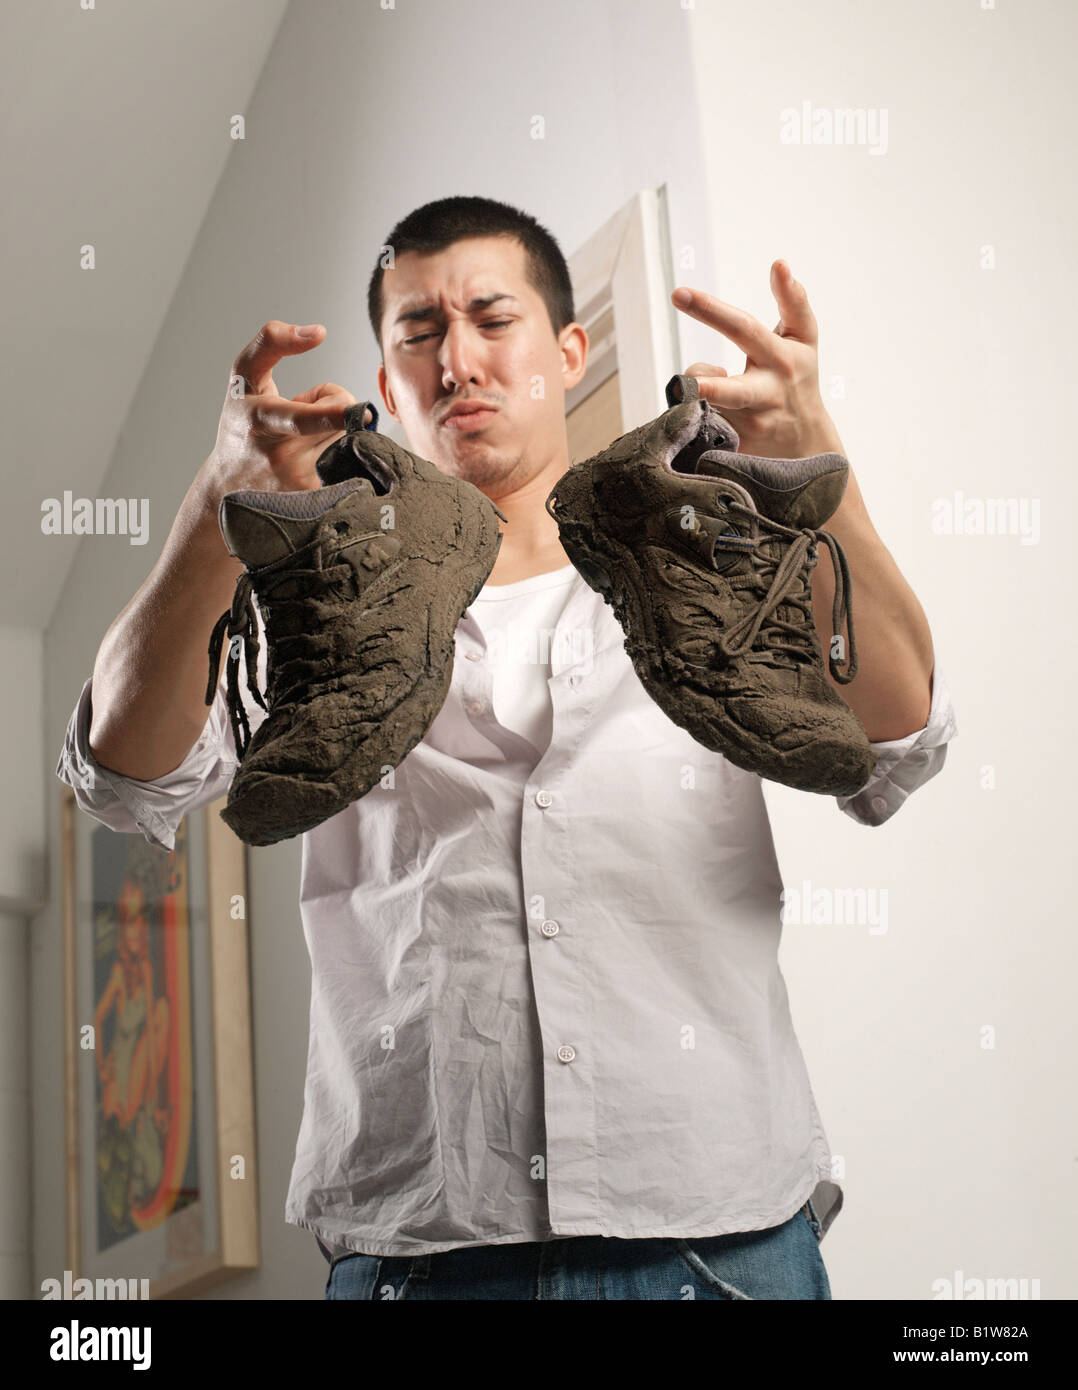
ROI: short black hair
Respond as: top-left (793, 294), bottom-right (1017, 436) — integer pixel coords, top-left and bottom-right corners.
top-left (368, 195), bottom-right (575, 356)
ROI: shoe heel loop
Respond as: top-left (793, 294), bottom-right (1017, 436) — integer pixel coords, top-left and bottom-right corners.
top-left (665, 373), bottom-right (700, 407)
top-left (344, 401), bottom-right (379, 434)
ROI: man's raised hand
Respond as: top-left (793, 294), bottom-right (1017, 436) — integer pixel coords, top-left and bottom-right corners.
top-left (207, 321), bottom-right (370, 499)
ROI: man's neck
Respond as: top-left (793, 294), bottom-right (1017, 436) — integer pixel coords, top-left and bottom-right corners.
top-left (482, 458), bottom-right (573, 585)
top-left (485, 545), bottom-right (575, 586)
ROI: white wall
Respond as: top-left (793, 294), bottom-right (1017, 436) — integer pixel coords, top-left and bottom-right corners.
top-left (687, 0), bottom-right (1076, 1298)
top-left (1, 0), bottom-right (289, 630)
top-left (36, 0), bottom-right (715, 1300)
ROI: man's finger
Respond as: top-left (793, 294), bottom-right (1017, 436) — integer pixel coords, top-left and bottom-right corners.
top-left (770, 260), bottom-right (818, 345)
top-left (231, 321), bottom-right (326, 397)
top-left (290, 384), bottom-right (371, 430)
top-left (683, 361), bottom-right (730, 381)
top-left (248, 396), bottom-right (355, 438)
top-left (291, 381), bottom-right (359, 408)
top-left (671, 287), bottom-right (784, 368)
top-left (685, 368), bottom-right (768, 413)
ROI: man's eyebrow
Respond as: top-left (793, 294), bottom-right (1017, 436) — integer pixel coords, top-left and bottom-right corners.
top-left (393, 293), bottom-right (520, 328)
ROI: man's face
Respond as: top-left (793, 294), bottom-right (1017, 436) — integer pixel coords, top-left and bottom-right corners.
top-left (376, 236), bottom-right (586, 498)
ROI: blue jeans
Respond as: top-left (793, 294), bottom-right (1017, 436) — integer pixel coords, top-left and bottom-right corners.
top-left (323, 1200), bottom-right (830, 1300)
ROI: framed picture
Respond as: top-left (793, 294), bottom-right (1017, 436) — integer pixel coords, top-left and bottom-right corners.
top-left (60, 788), bottom-right (259, 1298)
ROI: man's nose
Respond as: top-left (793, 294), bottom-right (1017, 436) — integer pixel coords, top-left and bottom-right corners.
top-left (439, 321), bottom-right (485, 390)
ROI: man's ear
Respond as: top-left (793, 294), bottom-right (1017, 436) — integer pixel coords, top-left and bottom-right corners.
top-left (560, 321), bottom-right (589, 393)
top-left (376, 362), bottom-right (398, 421)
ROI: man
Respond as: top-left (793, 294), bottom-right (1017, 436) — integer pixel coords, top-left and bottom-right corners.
top-left (57, 195), bottom-right (956, 1300)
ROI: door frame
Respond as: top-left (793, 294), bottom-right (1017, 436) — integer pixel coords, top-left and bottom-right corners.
top-left (566, 185), bottom-right (681, 432)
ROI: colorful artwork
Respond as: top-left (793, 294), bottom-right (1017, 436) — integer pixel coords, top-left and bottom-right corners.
top-left (91, 822), bottom-right (199, 1249)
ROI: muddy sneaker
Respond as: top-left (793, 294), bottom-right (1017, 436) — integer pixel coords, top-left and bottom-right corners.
top-left (545, 374), bottom-right (876, 796)
top-left (206, 401), bottom-right (506, 845)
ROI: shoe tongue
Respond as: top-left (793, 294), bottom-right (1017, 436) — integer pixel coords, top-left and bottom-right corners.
top-left (693, 449), bottom-right (847, 529)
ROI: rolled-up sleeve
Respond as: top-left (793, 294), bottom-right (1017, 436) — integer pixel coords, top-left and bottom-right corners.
top-left (836, 663), bottom-right (957, 827)
top-left (55, 672), bottom-right (241, 852)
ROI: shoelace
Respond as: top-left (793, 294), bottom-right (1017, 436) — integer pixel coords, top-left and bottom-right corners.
top-left (205, 530), bottom-right (354, 760)
top-left (712, 503), bottom-right (859, 684)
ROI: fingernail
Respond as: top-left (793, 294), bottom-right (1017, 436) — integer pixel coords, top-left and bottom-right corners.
top-left (672, 289), bottom-right (691, 307)
top-left (296, 324), bottom-right (320, 338)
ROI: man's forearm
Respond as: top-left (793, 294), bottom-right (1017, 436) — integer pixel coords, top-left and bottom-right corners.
top-left (809, 463), bottom-right (934, 742)
top-left (88, 470), bottom-right (244, 781)
top-left (780, 408), bottom-right (934, 743)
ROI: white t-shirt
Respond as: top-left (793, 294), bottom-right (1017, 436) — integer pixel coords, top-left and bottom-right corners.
top-left (469, 562), bottom-right (579, 755)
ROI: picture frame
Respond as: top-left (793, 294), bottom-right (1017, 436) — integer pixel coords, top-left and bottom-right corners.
top-left (60, 787), bottom-right (259, 1298)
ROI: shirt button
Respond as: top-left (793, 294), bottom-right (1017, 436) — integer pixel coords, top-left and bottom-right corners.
top-left (871, 795), bottom-right (888, 815)
top-left (464, 651), bottom-right (482, 662)
top-left (568, 674), bottom-right (581, 686)
top-left (557, 1045), bottom-right (576, 1063)
top-left (540, 919), bottom-right (560, 937)
top-left (535, 789), bottom-right (552, 807)
top-left (465, 699), bottom-right (484, 716)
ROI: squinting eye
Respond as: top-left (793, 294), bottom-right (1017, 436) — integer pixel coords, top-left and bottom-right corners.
top-left (404, 320), bottom-right (511, 346)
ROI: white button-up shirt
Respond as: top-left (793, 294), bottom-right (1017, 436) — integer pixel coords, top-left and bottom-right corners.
top-left (56, 565), bottom-right (957, 1259)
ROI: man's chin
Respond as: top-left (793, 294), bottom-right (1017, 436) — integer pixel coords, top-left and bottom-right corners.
top-left (444, 450), bottom-right (522, 492)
